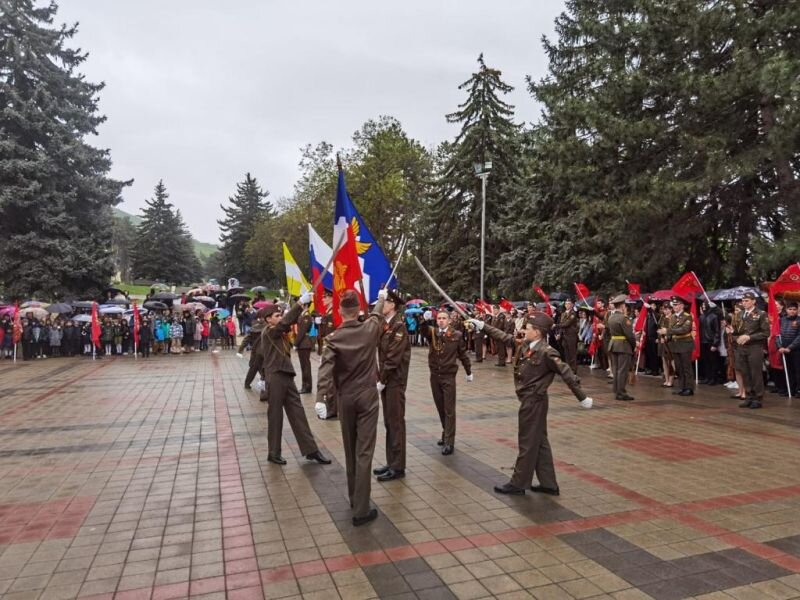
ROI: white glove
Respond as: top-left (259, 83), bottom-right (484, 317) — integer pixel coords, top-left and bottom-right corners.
top-left (377, 288), bottom-right (388, 301)
top-left (377, 382), bottom-right (386, 393)
top-left (299, 292), bottom-right (313, 305)
top-left (580, 397), bottom-right (593, 409)
top-left (466, 373), bottom-right (474, 382)
top-left (423, 310), bottom-right (433, 321)
top-left (468, 318), bottom-right (484, 331)
top-left (236, 352), bottom-right (243, 358)
top-left (314, 402), bottom-right (327, 420)
top-left (314, 317), bottom-right (322, 325)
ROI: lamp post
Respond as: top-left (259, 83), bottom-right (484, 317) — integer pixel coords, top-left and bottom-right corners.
top-left (473, 161), bottom-right (492, 302)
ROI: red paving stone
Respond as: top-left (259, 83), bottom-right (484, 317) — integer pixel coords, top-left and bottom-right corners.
top-left (0, 349), bottom-right (798, 600)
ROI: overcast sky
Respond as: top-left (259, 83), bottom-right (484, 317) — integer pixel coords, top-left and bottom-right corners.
top-left (58, 1), bottom-right (566, 243)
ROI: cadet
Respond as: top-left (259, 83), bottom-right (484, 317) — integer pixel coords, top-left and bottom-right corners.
top-left (422, 309), bottom-right (472, 455)
top-left (294, 305), bottom-right (315, 393)
top-left (237, 316), bottom-right (264, 389)
top-left (374, 289), bottom-right (411, 482)
top-left (559, 298), bottom-right (579, 374)
top-left (260, 296), bottom-right (331, 466)
top-left (317, 289), bottom-right (387, 526)
top-left (607, 295), bottom-right (636, 401)
top-left (727, 290), bottom-right (770, 408)
top-left (658, 295), bottom-right (695, 396)
top-left (469, 313), bottom-right (592, 495)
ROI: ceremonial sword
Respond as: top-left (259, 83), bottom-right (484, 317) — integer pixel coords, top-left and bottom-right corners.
top-left (412, 255), bottom-right (470, 320)
top-left (384, 234), bottom-right (407, 288)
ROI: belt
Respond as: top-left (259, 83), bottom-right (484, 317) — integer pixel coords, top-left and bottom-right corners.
top-left (611, 335), bottom-right (627, 340)
top-left (673, 334), bottom-right (692, 340)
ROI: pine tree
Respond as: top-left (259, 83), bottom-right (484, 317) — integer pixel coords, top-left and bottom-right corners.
top-left (132, 181), bottom-right (199, 284)
top-left (429, 55), bottom-right (522, 298)
top-left (0, 0), bottom-right (128, 299)
top-left (111, 215), bottom-right (137, 282)
top-left (218, 173), bottom-right (274, 283)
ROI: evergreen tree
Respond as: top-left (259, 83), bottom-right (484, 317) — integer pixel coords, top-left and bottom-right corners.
top-left (429, 54), bottom-right (522, 298)
top-left (111, 215), bottom-right (137, 282)
top-left (218, 173), bottom-right (273, 283)
top-left (132, 181), bottom-right (200, 284)
top-left (0, 0), bottom-right (128, 299)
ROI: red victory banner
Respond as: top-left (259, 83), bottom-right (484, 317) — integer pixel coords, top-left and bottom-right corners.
top-left (671, 272), bottom-right (705, 361)
top-left (332, 225), bottom-right (366, 327)
top-left (627, 282), bottom-right (641, 300)
top-left (768, 263), bottom-right (800, 370)
top-left (532, 285), bottom-right (553, 316)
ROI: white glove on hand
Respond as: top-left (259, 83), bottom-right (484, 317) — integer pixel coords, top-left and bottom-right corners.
top-left (468, 318), bottom-right (484, 331)
top-left (377, 382), bottom-right (386, 393)
top-left (377, 288), bottom-right (388, 301)
top-left (314, 401), bottom-right (327, 420)
top-left (423, 310), bottom-right (433, 321)
top-left (299, 292), bottom-right (313, 305)
top-left (466, 373), bottom-right (474, 382)
top-left (236, 352), bottom-right (243, 358)
top-left (580, 397), bottom-right (593, 409)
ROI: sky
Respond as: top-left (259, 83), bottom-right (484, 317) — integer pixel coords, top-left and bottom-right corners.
top-left (58, 1), bottom-right (567, 244)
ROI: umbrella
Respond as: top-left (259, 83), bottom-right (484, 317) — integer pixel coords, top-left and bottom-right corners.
top-left (207, 308), bottom-right (230, 319)
top-left (123, 308), bottom-right (149, 317)
top-left (21, 307), bottom-right (48, 319)
top-left (150, 291), bottom-right (178, 301)
top-left (407, 298), bottom-right (427, 305)
top-left (71, 300), bottom-right (95, 310)
top-left (150, 283), bottom-right (169, 291)
top-left (549, 292), bottom-right (570, 301)
top-left (102, 297), bottom-right (130, 306)
top-left (404, 307), bottom-right (424, 315)
top-left (193, 296), bottom-right (217, 307)
top-left (143, 300), bottom-right (169, 311)
top-left (228, 293), bottom-right (250, 303)
top-left (72, 314), bottom-right (92, 323)
top-left (0, 306), bottom-right (15, 317)
top-left (228, 287), bottom-right (244, 295)
top-left (185, 287), bottom-right (204, 296)
top-left (253, 300), bottom-right (272, 309)
top-left (103, 287), bottom-right (124, 297)
top-left (250, 286), bottom-right (269, 293)
top-left (99, 305), bottom-right (125, 315)
top-left (709, 286), bottom-right (762, 302)
top-left (46, 303), bottom-right (73, 314)
top-left (173, 302), bottom-right (207, 313)
top-left (21, 300), bottom-right (48, 309)
top-left (647, 290), bottom-right (674, 301)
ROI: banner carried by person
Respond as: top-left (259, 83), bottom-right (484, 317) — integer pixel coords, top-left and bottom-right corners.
top-left (333, 166), bottom-right (395, 303)
top-left (91, 302), bottom-right (102, 351)
top-left (132, 302), bottom-right (141, 349)
top-left (627, 282), bottom-right (641, 300)
top-left (332, 224), bottom-right (366, 327)
top-left (283, 242), bottom-right (311, 298)
top-left (308, 223), bottom-right (334, 316)
top-left (671, 272), bottom-right (704, 361)
top-left (768, 262), bottom-right (800, 369)
top-left (532, 285), bottom-right (553, 316)
top-left (574, 283), bottom-right (591, 308)
top-left (12, 304), bottom-right (22, 345)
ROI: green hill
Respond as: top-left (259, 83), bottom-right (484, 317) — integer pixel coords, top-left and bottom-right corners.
top-left (113, 207), bottom-right (218, 259)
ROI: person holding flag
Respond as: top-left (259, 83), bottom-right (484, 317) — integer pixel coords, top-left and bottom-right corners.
top-left (12, 304), bottom-right (23, 362)
top-left (558, 298), bottom-right (579, 374)
top-left (607, 295), bottom-right (636, 401)
top-left (658, 295), bottom-right (695, 396)
top-left (726, 290), bottom-right (770, 408)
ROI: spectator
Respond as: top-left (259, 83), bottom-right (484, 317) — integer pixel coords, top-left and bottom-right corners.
top-left (48, 322), bottom-right (62, 357)
top-left (778, 301), bottom-right (800, 397)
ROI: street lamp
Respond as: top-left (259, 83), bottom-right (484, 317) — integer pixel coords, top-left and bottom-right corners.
top-left (473, 161), bottom-right (492, 302)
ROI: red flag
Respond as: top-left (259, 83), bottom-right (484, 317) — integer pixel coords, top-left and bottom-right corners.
top-left (588, 316), bottom-right (599, 357)
top-left (91, 302), bottom-right (102, 349)
top-left (627, 283), bottom-right (641, 300)
top-left (532, 285), bottom-right (553, 317)
top-left (574, 283), bottom-right (591, 304)
top-left (476, 299), bottom-right (495, 316)
top-left (499, 298), bottom-right (514, 313)
top-left (12, 304), bottom-right (22, 344)
top-left (768, 263), bottom-right (800, 369)
top-left (332, 225), bottom-right (366, 327)
top-left (132, 302), bottom-right (141, 347)
top-left (671, 272), bottom-right (703, 361)
top-left (633, 305), bottom-right (649, 350)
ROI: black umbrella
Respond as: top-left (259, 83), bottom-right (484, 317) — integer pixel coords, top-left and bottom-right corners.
top-left (549, 292), bottom-right (570, 301)
top-left (150, 283), bottom-right (169, 291)
top-left (228, 293), bottom-right (251, 302)
top-left (104, 287), bottom-right (124, 297)
top-left (193, 295), bottom-right (217, 307)
top-left (71, 300), bottom-right (95, 310)
top-left (143, 300), bottom-right (169, 311)
top-left (150, 292), bottom-right (179, 301)
top-left (46, 303), bottom-right (73, 314)
top-left (250, 286), bottom-right (269, 293)
top-left (102, 297), bottom-right (131, 306)
top-left (228, 287), bottom-right (245, 295)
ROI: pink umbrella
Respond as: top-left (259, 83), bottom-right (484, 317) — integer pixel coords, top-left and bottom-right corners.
top-left (647, 289), bottom-right (674, 301)
top-left (253, 301), bottom-right (272, 309)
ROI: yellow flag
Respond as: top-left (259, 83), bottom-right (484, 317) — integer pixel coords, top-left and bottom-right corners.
top-left (283, 242), bottom-right (310, 298)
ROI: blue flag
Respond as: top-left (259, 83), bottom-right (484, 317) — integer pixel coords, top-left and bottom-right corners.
top-left (333, 170), bottom-right (396, 302)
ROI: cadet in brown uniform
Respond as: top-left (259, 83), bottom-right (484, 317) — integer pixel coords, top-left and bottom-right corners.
top-left (374, 290), bottom-right (411, 482)
top-left (294, 307), bottom-right (315, 393)
top-left (607, 295), bottom-right (636, 401)
top-left (559, 299), bottom-right (579, 374)
top-left (422, 309), bottom-right (472, 455)
top-left (494, 310), bottom-right (507, 366)
top-left (317, 289), bottom-right (386, 526)
top-left (470, 313), bottom-right (593, 495)
top-left (658, 296), bottom-right (695, 396)
top-left (727, 291), bottom-right (770, 409)
top-left (260, 296), bottom-right (331, 466)
top-left (237, 318), bottom-right (264, 389)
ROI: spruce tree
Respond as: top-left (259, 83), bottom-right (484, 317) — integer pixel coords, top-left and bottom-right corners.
top-left (0, 0), bottom-right (127, 299)
top-left (111, 215), bottom-right (137, 282)
top-left (429, 55), bottom-right (522, 298)
top-left (218, 173), bottom-right (273, 283)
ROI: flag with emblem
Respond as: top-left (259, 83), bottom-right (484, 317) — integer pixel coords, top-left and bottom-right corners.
top-left (574, 283), bottom-right (591, 307)
top-left (332, 224), bottom-right (366, 327)
top-left (333, 165), bottom-right (395, 303)
top-left (671, 272), bottom-right (704, 361)
top-left (499, 298), bottom-right (515, 313)
top-left (627, 282), bottom-right (641, 300)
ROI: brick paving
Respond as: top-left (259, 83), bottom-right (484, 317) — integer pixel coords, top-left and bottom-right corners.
top-left (0, 349), bottom-right (798, 599)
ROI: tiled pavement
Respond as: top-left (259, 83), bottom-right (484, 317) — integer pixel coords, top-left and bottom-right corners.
top-left (0, 349), bottom-right (798, 600)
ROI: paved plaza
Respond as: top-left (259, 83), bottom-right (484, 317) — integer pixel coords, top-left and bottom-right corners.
top-left (0, 349), bottom-right (798, 600)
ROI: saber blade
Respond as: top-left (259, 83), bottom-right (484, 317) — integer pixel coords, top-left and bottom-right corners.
top-left (412, 255), bottom-right (469, 319)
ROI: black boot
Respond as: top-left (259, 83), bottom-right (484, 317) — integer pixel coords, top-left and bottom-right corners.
top-left (494, 482), bottom-right (525, 495)
top-left (306, 451), bottom-right (331, 465)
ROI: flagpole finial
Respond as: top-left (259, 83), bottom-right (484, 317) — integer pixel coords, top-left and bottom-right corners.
top-left (336, 153), bottom-right (343, 172)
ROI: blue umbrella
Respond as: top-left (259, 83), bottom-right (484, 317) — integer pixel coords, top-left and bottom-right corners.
top-left (405, 307), bottom-right (423, 315)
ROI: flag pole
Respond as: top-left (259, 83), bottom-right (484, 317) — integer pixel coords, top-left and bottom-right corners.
top-left (574, 284), bottom-right (591, 309)
top-left (783, 353), bottom-right (792, 398)
top-left (13, 342), bottom-right (16, 364)
top-left (690, 271), bottom-right (714, 305)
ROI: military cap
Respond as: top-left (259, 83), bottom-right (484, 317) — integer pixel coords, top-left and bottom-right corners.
top-left (385, 289), bottom-right (406, 306)
top-left (610, 294), bottom-right (628, 305)
top-left (323, 287), bottom-right (333, 297)
top-left (340, 289), bottom-right (361, 309)
top-left (671, 295), bottom-right (688, 305)
top-left (256, 303), bottom-right (280, 318)
top-left (742, 291), bottom-right (758, 300)
top-left (526, 312), bottom-right (554, 333)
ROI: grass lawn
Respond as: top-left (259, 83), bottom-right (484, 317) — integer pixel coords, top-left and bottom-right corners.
top-left (116, 283), bottom-right (283, 299)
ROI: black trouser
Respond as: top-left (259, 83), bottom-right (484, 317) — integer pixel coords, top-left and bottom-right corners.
top-left (297, 348), bottom-right (312, 392)
top-left (786, 350), bottom-right (800, 394)
top-left (700, 343), bottom-right (720, 382)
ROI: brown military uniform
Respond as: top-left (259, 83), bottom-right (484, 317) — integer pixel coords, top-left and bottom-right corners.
top-left (239, 321), bottom-right (264, 388)
top-left (484, 324), bottom-right (586, 490)
top-left (732, 308), bottom-right (769, 402)
top-left (317, 300), bottom-right (384, 519)
top-left (666, 310), bottom-right (695, 392)
top-left (559, 310), bottom-right (579, 373)
top-left (378, 311), bottom-right (411, 471)
top-left (423, 324), bottom-right (471, 446)
top-left (494, 313), bottom-right (507, 366)
top-left (318, 310), bottom-right (338, 417)
top-left (607, 311), bottom-right (635, 397)
top-left (294, 309), bottom-right (315, 393)
top-left (260, 303), bottom-right (319, 458)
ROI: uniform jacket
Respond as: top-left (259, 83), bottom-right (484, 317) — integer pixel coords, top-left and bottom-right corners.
top-left (483, 324), bottom-right (585, 401)
top-left (778, 314), bottom-right (800, 350)
top-left (295, 310), bottom-right (315, 350)
top-left (261, 302), bottom-right (303, 380)
top-left (423, 324), bottom-right (471, 377)
top-left (317, 300), bottom-right (384, 401)
top-left (378, 311), bottom-right (411, 386)
top-left (732, 307), bottom-right (769, 346)
top-left (559, 310), bottom-right (579, 339)
top-left (666, 311), bottom-right (694, 353)
top-left (607, 311), bottom-right (635, 354)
